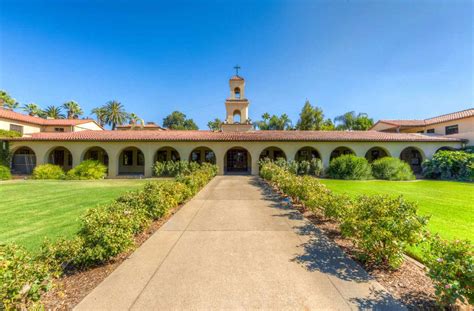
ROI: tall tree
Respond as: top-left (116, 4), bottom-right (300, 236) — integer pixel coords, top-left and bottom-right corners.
top-left (22, 103), bottom-right (42, 116)
top-left (128, 113), bottom-right (144, 128)
top-left (334, 111), bottom-right (374, 131)
top-left (62, 101), bottom-right (83, 119)
top-left (295, 100), bottom-right (325, 130)
top-left (256, 113), bottom-right (292, 130)
top-left (44, 105), bottom-right (65, 119)
top-left (163, 111), bottom-right (199, 130)
top-left (91, 107), bottom-right (107, 127)
top-left (0, 90), bottom-right (18, 110)
top-left (207, 118), bottom-right (223, 131)
top-left (103, 100), bottom-right (129, 130)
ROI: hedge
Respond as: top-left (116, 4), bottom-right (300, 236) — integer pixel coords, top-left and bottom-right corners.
top-left (66, 160), bottom-right (107, 180)
top-left (1, 163), bottom-right (217, 309)
top-left (326, 154), bottom-right (372, 180)
top-left (371, 157), bottom-right (415, 180)
top-left (0, 165), bottom-right (11, 180)
top-left (32, 164), bottom-right (65, 180)
top-left (422, 150), bottom-right (473, 181)
top-left (259, 161), bottom-right (472, 306)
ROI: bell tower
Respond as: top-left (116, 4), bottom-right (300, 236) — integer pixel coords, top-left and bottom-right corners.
top-left (221, 66), bottom-right (253, 132)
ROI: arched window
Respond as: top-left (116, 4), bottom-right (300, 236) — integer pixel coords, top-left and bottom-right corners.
top-left (234, 87), bottom-right (241, 99)
top-left (233, 110), bottom-right (241, 124)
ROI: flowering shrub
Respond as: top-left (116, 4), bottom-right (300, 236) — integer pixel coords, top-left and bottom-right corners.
top-left (0, 165), bottom-right (11, 180)
top-left (326, 155), bottom-right (372, 180)
top-left (66, 160), bottom-right (107, 180)
top-left (32, 164), bottom-right (65, 180)
top-left (425, 236), bottom-right (474, 306)
top-left (340, 195), bottom-right (428, 268)
top-left (371, 157), bottom-right (415, 180)
top-left (153, 160), bottom-right (201, 177)
top-left (422, 150), bottom-right (474, 181)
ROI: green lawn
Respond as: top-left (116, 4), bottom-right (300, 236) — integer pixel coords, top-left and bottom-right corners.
top-left (0, 179), bottom-right (148, 251)
top-left (319, 179), bottom-right (474, 260)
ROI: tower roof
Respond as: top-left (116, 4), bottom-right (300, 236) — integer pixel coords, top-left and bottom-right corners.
top-left (230, 75), bottom-right (244, 81)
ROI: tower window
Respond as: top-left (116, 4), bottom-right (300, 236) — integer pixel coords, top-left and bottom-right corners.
top-left (233, 110), bottom-right (241, 124)
top-left (234, 87), bottom-right (241, 99)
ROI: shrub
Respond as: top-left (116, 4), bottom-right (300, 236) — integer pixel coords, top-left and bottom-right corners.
top-left (153, 160), bottom-right (201, 177)
top-left (326, 155), bottom-right (372, 180)
top-left (371, 157), bottom-right (415, 180)
top-left (32, 164), bottom-right (65, 180)
top-left (0, 129), bottom-right (21, 138)
top-left (0, 244), bottom-right (51, 310)
top-left (66, 160), bottom-right (107, 180)
top-left (0, 165), bottom-right (11, 180)
top-left (422, 150), bottom-right (474, 181)
top-left (309, 158), bottom-right (323, 176)
top-left (340, 195), bottom-right (428, 268)
top-left (425, 236), bottom-right (474, 306)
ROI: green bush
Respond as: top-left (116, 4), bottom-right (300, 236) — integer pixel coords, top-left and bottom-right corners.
top-left (153, 160), bottom-right (201, 177)
top-left (371, 157), bottom-right (415, 180)
top-left (340, 195), bottom-right (428, 268)
top-left (425, 236), bottom-right (474, 306)
top-left (422, 150), bottom-right (474, 181)
top-left (326, 155), bottom-right (372, 180)
top-left (0, 129), bottom-right (21, 138)
top-left (32, 164), bottom-right (65, 180)
top-left (66, 160), bottom-right (107, 180)
top-left (309, 158), bottom-right (323, 176)
top-left (0, 165), bottom-right (11, 180)
top-left (0, 244), bottom-right (51, 310)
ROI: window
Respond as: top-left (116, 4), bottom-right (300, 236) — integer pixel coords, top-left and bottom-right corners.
top-left (10, 124), bottom-right (23, 135)
top-left (234, 87), bottom-right (241, 99)
top-left (427, 129), bottom-right (435, 134)
top-left (137, 151), bottom-right (144, 166)
top-left (123, 150), bottom-right (134, 166)
top-left (445, 125), bottom-right (459, 135)
top-left (417, 130), bottom-right (424, 134)
top-left (54, 127), bottom-right (65, 132)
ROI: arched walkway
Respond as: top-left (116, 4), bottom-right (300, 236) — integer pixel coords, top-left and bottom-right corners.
top-left (330, 146), bottom-right (354, 161)
top-left (365, 147), bottom-right (389, 163)
top-left (83, 146), bottom-right (109, 167)
top-left (189, 147), bottom-right (216, 164)
top-left (295, 146), bottom-right (321, 161)
top-left (155, 147), bottom-right (180, 162)
top-left (48, 147), bottom-right (73, 171)
top-left (400, 147), bottom-right (424, 174)
top-left (118, 147), bottom-right (145, 175)
top-left (224, 147), bottom-right (251, 174)
top-left (259, 147), bottom-right (286, 161)
top-left (11, 147), bottom-right (36, 174)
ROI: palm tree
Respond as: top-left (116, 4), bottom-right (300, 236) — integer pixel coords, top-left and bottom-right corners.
top-left (104, 100), bottom-right (128, 130)
top-left (91, 107), bottom-right (107, 127)
top-left (62, 101), bottom-right (83, 119)
top-left (128, 113), bottom-right (143, 128)
top-left (0, 90), bottom-right (18, 110)
top-left (22, 103), bottom-right (42, 116)
top-left (44, 105), bottom-right (65, 119)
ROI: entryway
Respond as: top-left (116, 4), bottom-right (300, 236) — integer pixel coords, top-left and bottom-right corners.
top-left (224, 147), bottom-right (251, 174)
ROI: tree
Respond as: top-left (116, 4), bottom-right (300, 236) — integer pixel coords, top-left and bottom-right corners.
top-left (22, 103), bottom-right (42, 116)
top-left (103, 100), bottom-right (129, 130)
top-left (44, 105), bottom-right (65, 119)
top-left (207, 118), bottom-right (223, 131)
top-left (91, 107), bottom-right (107, 127)
top-left (334, 111), bottom-right (374, 131)
top-left (295, 100), bottom-right (325, 130)
top-left (321, 118), bottom-right (335, 131)
top-left (0, 90), bottom-right (18, 110)
top-left (256, 113), bottom-right (292, 130)
top-left (162, 111), bottom-right (198, 130)
top-left (62, 101), bottom-right (83, 119)
top-left (128, 113), bottom-right (144, 128)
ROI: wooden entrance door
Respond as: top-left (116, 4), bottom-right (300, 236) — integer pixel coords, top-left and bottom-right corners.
top-left (226, 148), bottom-right (249, 173)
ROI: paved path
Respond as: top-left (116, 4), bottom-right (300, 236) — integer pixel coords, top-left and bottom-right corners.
top-left (75, 176), bottom-right (404, 310)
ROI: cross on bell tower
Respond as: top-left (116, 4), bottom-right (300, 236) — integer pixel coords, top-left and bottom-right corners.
top-left (233, 65), bottom-right (241, 76)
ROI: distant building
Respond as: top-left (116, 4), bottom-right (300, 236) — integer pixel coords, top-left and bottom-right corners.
top-left (371, 108), bottom-right (474, 145)
top-left (0, 108), bottom-right (103, 136)
top-left (116, 122), bottom-right (166, 131)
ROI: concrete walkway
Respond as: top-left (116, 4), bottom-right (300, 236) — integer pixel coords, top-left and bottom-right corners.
top-left (75, 176), bottom-right (404, 310)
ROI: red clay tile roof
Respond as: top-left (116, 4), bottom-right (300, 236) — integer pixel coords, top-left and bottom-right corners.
top-left (116, 124), bottom-right (166, 129)
top-left (373, 108), bottom-right (474, 129)
top-left (6, 130), bottom-right (465, 142)
top-left (0, 108), bottom-right (99, 126)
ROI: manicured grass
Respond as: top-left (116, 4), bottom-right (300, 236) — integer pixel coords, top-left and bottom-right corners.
top-left (319, 179), bottom-right (474, 260)
top-left (0, 179), bottom-right (149, 251)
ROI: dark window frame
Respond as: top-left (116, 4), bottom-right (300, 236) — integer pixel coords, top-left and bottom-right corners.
top-left (122, 150), bottom-right (134, 166)
top-left (10, 124), bottom-right (24, 135)
top-left (445, 125), bottom-right (459, 135)
top-left (427, 129), bottom-right (435, 134)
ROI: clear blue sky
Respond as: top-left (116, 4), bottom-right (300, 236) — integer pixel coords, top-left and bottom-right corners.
top-left (0, 0), bottom-right (472, 129)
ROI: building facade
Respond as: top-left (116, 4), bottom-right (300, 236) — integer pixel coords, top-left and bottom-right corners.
top-left (4, 75), bottom-right (468, 177)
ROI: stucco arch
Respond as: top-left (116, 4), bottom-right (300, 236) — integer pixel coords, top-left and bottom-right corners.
top-left (155, 146), bottom-right (180, 162)
top-left (435, 146), bottom-right (456, 153)
top-left (294, 146), bottom-right (321, 161)
top-left (364, 146), bottom-right (390, 162)
top-left (224, 146), bottom-right (251, 174)
top-left (118, 146), bottom-right (145, 175)
top-left (45, 146), bottom-right (73, 171)
top-left (11, 146), bottom-right (37, 174)
top-left (189, 146), bottom-right (216, 164)
top-left (259, 146), bottom-right (287, 161)
top-left (330, 146), bottom-right (355, 161)
top-left (400, 146), bottom-right (425, 174)
top-left (81, 146), bottom-right (109, 167)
